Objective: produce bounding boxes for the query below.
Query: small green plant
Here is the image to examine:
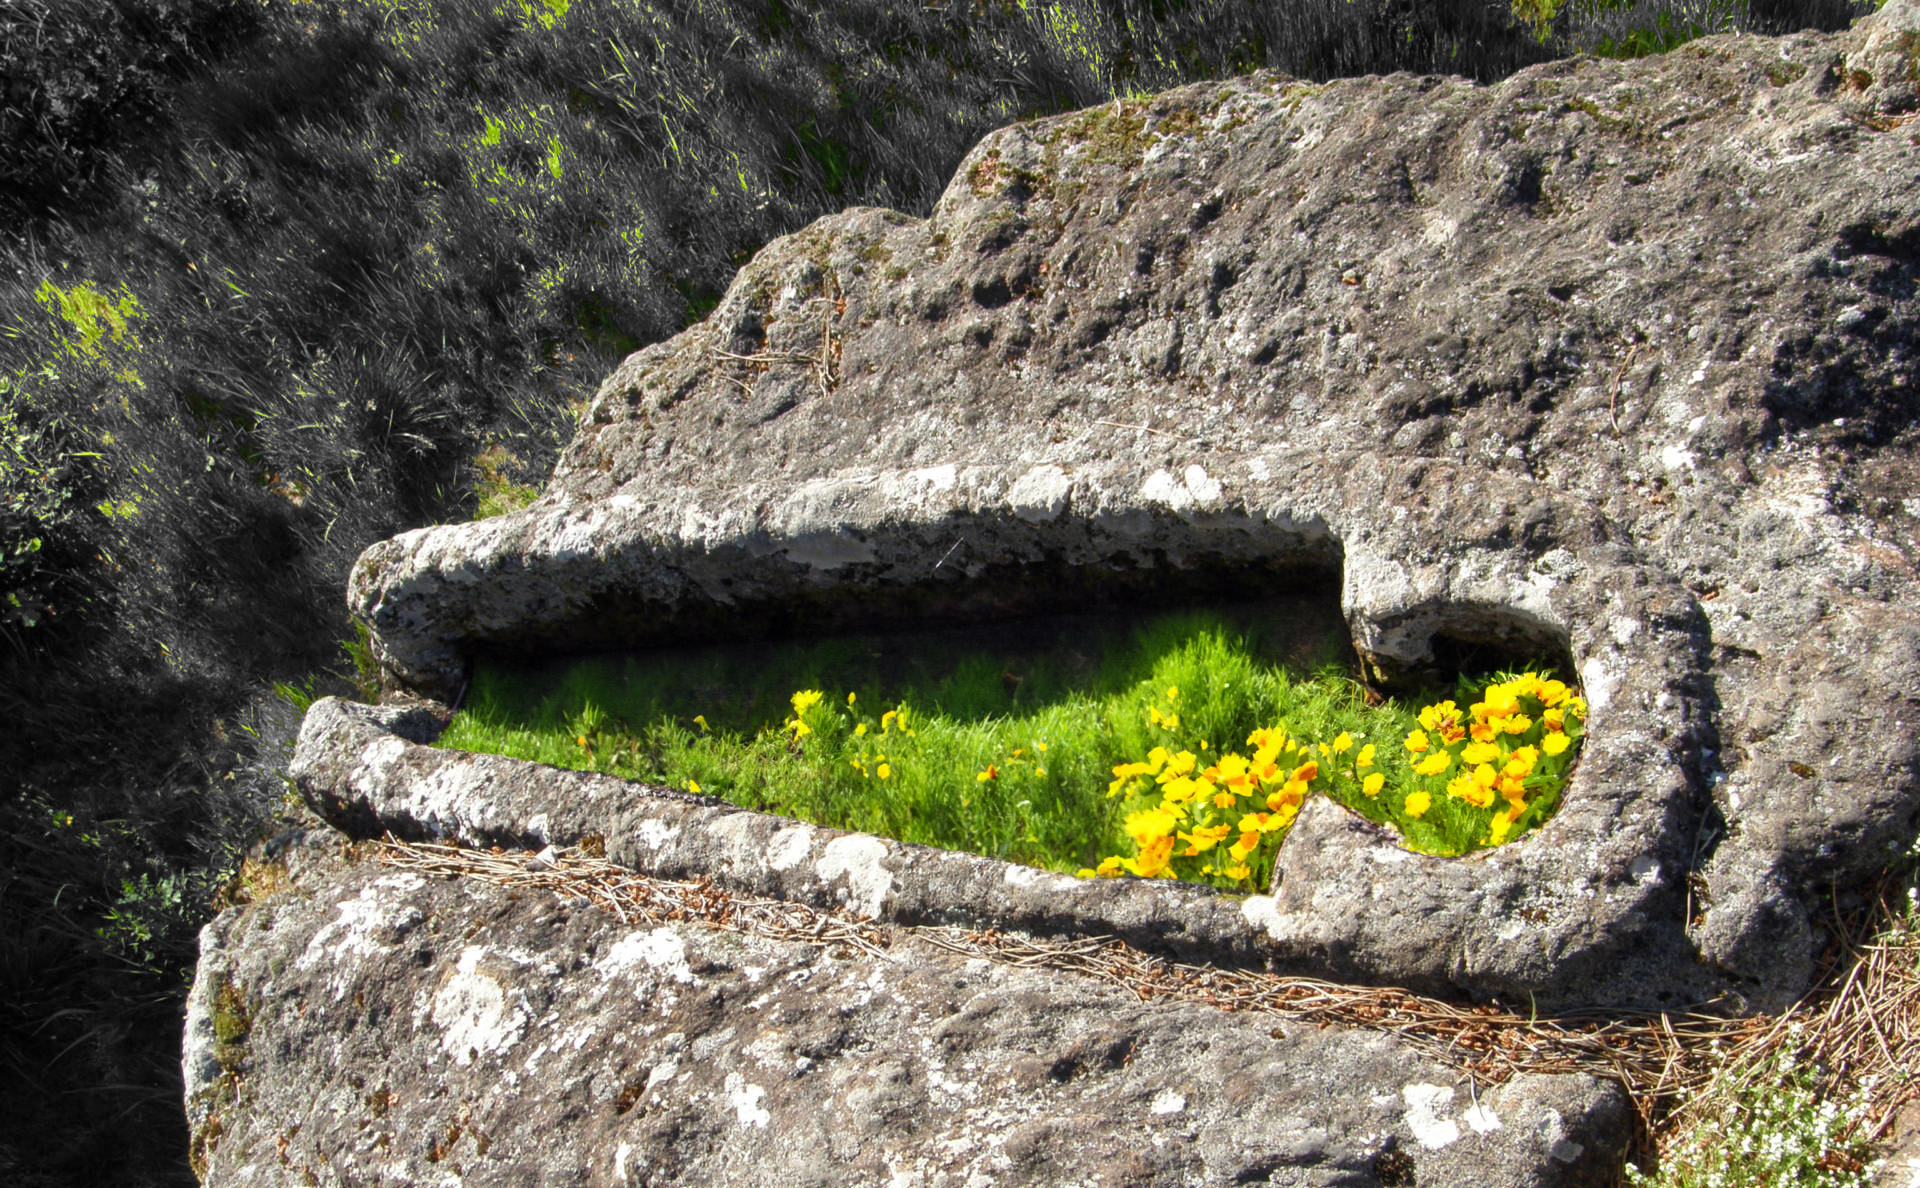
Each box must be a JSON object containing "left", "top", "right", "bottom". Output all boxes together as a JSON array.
[
  {"left": 1631, "top": 1031, "right": 1883, "bottom": 1187},
  {"left": 471, "top": 443, "right": 540, "bottom": 518},
  {"left": 341, "top": 621, "right": 383, "bottom": 703}
]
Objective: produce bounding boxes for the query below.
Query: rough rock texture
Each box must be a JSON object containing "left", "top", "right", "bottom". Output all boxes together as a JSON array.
[
  {"left": 339, "top": 3, "right": 1920, "bottom": 1013},
  {"left": 184, "top": 836, "right": 1631, "bottom": 1187}
]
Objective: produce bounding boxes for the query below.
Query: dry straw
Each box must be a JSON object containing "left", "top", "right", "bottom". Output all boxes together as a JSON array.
[{"left": 375, "top": 838, "right": 1917, "bottom": 1157}]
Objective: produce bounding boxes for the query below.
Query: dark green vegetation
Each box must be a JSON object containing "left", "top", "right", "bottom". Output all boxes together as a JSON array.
[{"left": 0, "top": 0, "right": 1875, "bottom": 1183}]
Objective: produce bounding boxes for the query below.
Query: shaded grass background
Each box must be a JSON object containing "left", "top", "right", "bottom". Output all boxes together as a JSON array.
[{"left": 0, "top": 0, "right": 1882, "bottom": 1183}]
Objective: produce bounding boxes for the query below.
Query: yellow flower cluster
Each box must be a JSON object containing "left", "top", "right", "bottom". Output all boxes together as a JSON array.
[
  {"left": 1083, "top": 671, "right": 1585, "bottom": 891},
  {"left": 1084, "top": 722, "right": 1378, "bottom": 883},
  {"left": 783, "top": 689, "right": 824, "bottom": 741},
  {"left": 1399, "top": 673, "right": 1586, "bottom": 846}
]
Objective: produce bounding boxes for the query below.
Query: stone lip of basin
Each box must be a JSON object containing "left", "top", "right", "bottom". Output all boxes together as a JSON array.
[{"left": 340, "top": 1, "right": 1920, "bottom": 1010}]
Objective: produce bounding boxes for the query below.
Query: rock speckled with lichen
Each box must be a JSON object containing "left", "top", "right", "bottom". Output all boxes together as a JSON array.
[{"left": 186, "top": 835, "right": 1629, "bottom": 1187}]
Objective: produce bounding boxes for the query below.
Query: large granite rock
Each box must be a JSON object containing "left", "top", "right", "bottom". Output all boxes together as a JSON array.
[
  {"left": 184, "top": 832, "right": 1631, "bottom": 1187},
  {"left": 193, "top": 6, "right": 1920, "bottom": 1183}
]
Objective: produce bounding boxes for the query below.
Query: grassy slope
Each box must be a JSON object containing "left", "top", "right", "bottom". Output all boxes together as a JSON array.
[{"left": 0, "top": 0, "right": 1880, "bottom": 1184}]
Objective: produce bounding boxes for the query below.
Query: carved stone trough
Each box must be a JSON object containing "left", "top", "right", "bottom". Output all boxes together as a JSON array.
[{"left": 188, "top": 6, "right": 1920, "bottom": 1182}]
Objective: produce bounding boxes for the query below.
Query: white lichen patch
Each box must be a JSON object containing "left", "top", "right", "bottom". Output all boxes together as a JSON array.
[
  {"left": 352, "top": 735, "right": 409, "bottom": 800},
  {"left": 1001, "top": 864, "right": 1080, "bottom": 894},
  {"left": 1139, "top": 469, "right": 1194, "bottom": 511},
  {"left": 1007, "top": 464, "right": 1072, "bottom": 523},
  {"left": 1151, "top": 1090, "right": 1188, "bottom": 1116},
  {"left": 635, "top": 818, "right": 682, "bottom": 851},
  {"left": 818, "top": 834, "right": 895, "bottom": 918},
  {"left": 1239, "top": 894, "right": 1288, "bottom": 941},
  {"left": 723, "top": 1072, "right": 772, "bottom": 1129},
  {"left": 297, "top": 875, "right": 426, "bottom": 1000},
  {"left": 1402, "top": 1083, "right": 1462, "bottom": 1149},
  {"left": 767, "top": 824, "right": 815, "bottom": 872},
  {"left": 596, "top": 927, "right": 699, "bottom": 987},
  {"left": 1463, "top": 1102, "right": 1503, "bottom": 1134},
  {"left": 1182, "top": 464, "right": 1222, "bottom": 508},
  {"left": 432, "top": 945, "right": 533, "bottom": 1067}
]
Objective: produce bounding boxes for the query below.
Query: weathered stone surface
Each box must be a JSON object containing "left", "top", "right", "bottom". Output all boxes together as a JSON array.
[
  {"left": 185, "top": 839, "right": 1631, "bottom": 1187},
  {"left": 337, "top": 1, "right": 1920, "bottom": 1013}
]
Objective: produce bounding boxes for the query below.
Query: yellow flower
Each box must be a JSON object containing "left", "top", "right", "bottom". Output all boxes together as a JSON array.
[
  {"left": 791, "top": 689, "right": 824, "bottom": 715},
  {"left": 847, "top": 691, "right": 857, "bottom": 705},
  {"left": 1504, "top": 746, "right": 1539, "bottom": 776},
  {"left": 1266, "top": 781, "right": 1308, "bottom": 813},
  {"left": 1129, "top": 835, "right": 1176, "bottom": 878},
  {"left": 1035, "top": 741, "right": 1047, "bottom": 752},
  {"left": 877, "top": 763, "right": 891, "bottom": 780},
  {"left": 1125, "top": 806, "right": 1178, "bottom": 845},
  {"left": 1356, "top": 743, "right": 1375, "bottom": 769},
  {"left": 979, "top": 765, "right": 999, "bottom": 782},
  {"left": 1469, "top": 721, "right": 1497, "bottom": 743},
  {"left": 1158, "top": 750, "right": 1198, "bottom": 781},
  {"left": 576, "top": 734, "right": 588, "bottom": 748},
  {"left": 1447, "top": 773, "right": 1493, "bottom": 807},
  {"left": 1541, "top": 732, "right": 1570, "bottom": 756},
  {"left": 1486, "top": 814, "right": 1514, "bottom": 846},
  {"left": 1224, "top": 864, "right": 1251, "bottom": 881},
  {"left": 1421, "top": 701, "right": 1466, "bottom": 744},
  {"left": 1212, "top": 790, "right": 1238, "bottom": 809},
  {"left": 1405, "top": 729, "right": 1430, "bottom": 754},
  {"left": 1479, "top": 685, "right": 1520, "bottom": 720},
  {"left": 1362, "top": 772, "right": 1385, "bottom": 798},
  {"left": 1404, "top": 791, "right": 1432, "bottom": 819},
  {"left": 1505, "top": 672, "right": 1544, "bottom": 701},
  {"left": 1539, "top": 679, "right": 1571, "bottom": 708},
  {"left": 854, "top": 722, "right": 868, "bottom": 736},
  {"left": 880, "top": 709, "right": 897, "bottom": 733},
  {"left": 1461, "top": 740, "right": 1502, "bottom": 765},
  {"left": 692, "top": 714, "right": 709, "bottom": 732},
  {"left": 1178, "top": 823, "right": 1233, "bottom": 855},
  {"left": 688, "top": 779, "right": 701, "bottom": 795},
  {"left": 1413, "top": 752, "right": 1452, "bottom": 776}
]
